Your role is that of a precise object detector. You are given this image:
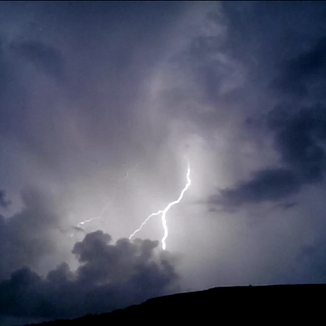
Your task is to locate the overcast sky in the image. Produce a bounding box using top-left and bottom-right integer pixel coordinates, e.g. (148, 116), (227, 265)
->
(1, 2), (326, 325)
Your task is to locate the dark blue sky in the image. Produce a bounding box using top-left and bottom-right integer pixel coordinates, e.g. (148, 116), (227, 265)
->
(1, 2), (326, 325)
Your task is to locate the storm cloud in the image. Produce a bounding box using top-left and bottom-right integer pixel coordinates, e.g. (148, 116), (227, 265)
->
(0, 190), (10, 209)
(210, 168), (301, 208)
(10, 40), (65, 80)
(0, 188), (60, 281)
(210, 18), (326, 209)
(210, 106), (326, 209)
(2, 2), (326, 325)
(273, 36), (326, 98)
(0, 231), (178, 319)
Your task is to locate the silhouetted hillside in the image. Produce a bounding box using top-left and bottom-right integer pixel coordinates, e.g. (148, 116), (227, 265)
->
(30, 284), (326, 325)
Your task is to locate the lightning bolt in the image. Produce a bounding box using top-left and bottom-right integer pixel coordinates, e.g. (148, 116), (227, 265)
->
(76, 201), (113, 228)
(71, 164), (138, 235)
(129, 210), (163, 239)
(129, 162), (191, 250)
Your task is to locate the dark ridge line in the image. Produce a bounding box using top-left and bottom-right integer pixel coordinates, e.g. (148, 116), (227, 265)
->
(25, 284), (326, 325)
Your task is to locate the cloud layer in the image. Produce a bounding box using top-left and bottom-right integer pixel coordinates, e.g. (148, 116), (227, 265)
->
(2, 2), (326, 324)
(0, 231), (178, 320)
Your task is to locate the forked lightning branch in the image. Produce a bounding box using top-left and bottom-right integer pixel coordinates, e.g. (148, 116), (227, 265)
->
(74, 162), (191, 251)
(129, 162), (191, 250)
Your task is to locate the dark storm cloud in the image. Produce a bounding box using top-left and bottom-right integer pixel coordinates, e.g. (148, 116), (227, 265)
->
(0, 190), (11, 209)
(0, 40), (11, 96)
(208, 17), (326, 210)
(0, 39), (25, 136)
(0, 188), (59, 280)
(10, 40), (65, 80)
(210, 168), (301, 208)
(269, 106), (326, 182)
(3, 3), (326, 322)
(210, 105), (326, 209)
(273, 37), (326, 97)
(0, 231), (179, 320)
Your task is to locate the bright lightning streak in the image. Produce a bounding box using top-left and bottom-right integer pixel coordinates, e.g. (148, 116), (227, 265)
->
(160, 163), (191, 250)
(129, 162), (191, 250)
(129, 210), (163, 239)
(77, 201), (112, 227)
(78, 219), (92, 226)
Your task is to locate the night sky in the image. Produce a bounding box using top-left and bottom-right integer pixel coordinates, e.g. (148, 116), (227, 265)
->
(1, 2), (326, 325)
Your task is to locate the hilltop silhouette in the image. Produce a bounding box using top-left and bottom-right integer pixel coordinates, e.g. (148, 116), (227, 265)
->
(31, 284), (325, 325)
